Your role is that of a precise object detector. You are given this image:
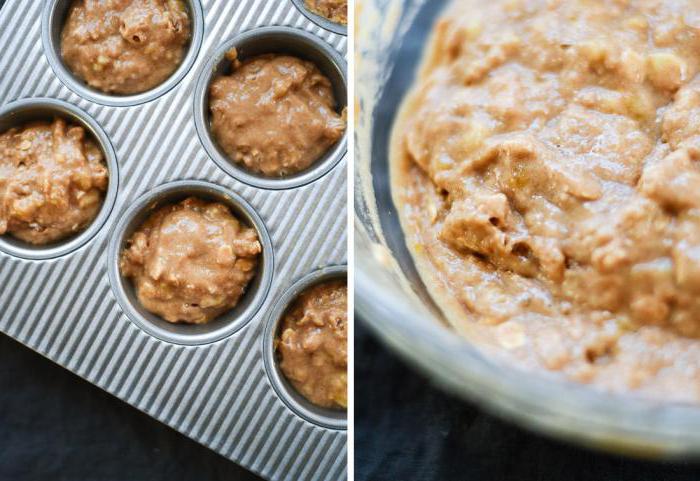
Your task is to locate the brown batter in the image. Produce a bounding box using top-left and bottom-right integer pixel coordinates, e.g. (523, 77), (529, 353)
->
(276, 279), (347, 409)
(0, 119), (108, 244)
(61, 0), (191, 95)
(305, 0), (347, 25)
(120, 197), (261, 324)
(392, 0), (700, 402)
(209, 51), (346, 177)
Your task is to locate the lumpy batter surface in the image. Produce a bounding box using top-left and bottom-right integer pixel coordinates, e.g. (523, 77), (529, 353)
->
(305, 0), (347, 25)
(0, 119), (108, 244)
(277, 279), (347, 409)
(209, 52), (346, 177)
(120, 197), (261, 324)
(61, 0), (191, 95)
(392, 0), (700, 402)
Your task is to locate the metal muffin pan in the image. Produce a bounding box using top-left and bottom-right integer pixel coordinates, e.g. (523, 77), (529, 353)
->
(0, 97), (119, 261)
(107, 180), (275, 346)
(0, 1), (347, 480)
(263, 265), (347, 430)
(194, 26), (348, 190)
(291, 0), (347, 36)
(42, 0), (205, 107)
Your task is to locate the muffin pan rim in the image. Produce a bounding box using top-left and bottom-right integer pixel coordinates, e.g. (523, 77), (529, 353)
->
(0, 97), (120, 261)
(106, 179), (275, 346)
(193, 25), (348, 191)
(262, 264), (348, 430)
(290, 0), (348, 36)
(41, 0), (205, 108)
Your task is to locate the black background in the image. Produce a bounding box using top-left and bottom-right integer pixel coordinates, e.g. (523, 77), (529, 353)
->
(6, 316), (700, 481)
(0, 334), (262, 481)
(355, 321), (700, 481)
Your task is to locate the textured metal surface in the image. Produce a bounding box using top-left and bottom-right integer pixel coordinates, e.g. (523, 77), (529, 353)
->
(0, 1), (348, 480)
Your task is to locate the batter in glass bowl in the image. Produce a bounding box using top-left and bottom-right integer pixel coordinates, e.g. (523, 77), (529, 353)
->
(392, 0), (700, 402)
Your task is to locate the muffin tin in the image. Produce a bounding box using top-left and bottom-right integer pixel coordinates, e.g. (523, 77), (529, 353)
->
(0, 1), (347, 480)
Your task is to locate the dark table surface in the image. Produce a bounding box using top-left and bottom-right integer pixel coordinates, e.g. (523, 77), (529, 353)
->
(0, 333), (262, 481)
(355, 320), (700, 481)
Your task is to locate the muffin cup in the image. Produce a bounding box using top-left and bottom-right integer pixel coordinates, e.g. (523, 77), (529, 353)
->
(262, 264), (348, 430)
(0, 97), (119, 260)
(107, 180), (274, 346)
(41, 0), (204, 107)
(193, 26), (348, 190)
(291, 0), (348, 36)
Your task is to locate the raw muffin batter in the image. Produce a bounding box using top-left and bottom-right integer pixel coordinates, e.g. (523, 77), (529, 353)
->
(61, 0), (191, 95)
(392, 0), (700, 402)
(0, 119), (108, 244)
(120, 197), (261, 324)
(209, 51), (346, 177)
(305, 0), (347, 25)
(276, 279), (347, 409)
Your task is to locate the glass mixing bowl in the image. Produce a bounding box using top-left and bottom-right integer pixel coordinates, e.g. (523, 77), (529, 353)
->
(355, 0), (700, 458)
